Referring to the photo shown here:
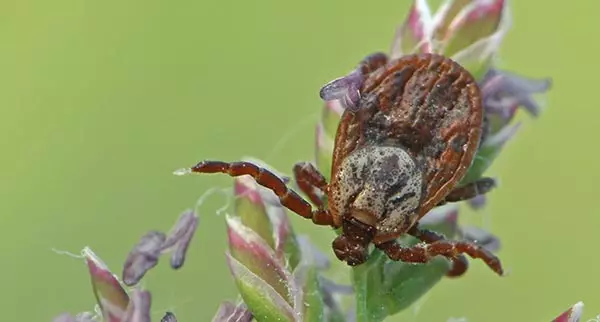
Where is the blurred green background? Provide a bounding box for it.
[1,0,597,321]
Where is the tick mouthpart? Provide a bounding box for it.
[332,234,369,266]
[332,217,377,266]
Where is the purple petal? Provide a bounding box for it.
[162,210,198,251]
[122,231,165,286]
[459,225,501,252]
[319,70,363,112]
[467,194,487,210]
[390,0,434,58]
[168,211,199,269]
[419,203,459,227]
[296,235,330,270]
[482,121,521,148]
[482,69,552,118]
[318,276,354,295]
[212,301,253,322]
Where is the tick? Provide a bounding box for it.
[182,53,503,277]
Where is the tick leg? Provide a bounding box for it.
[407,225,469,277]
[189,160,336,227]
[358,52,389,75]
[293,161,329,207]
[438,177,497,206]
[376,236,503,276]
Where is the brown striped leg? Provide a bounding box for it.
[407,225,469,277]
[293,161,328,207]
[358,52,389,75]
[189,160,335,226]
[376,234,503,276]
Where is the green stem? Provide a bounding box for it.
[351,250,387,322]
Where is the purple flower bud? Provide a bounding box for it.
[122,210,199,286]
[122,232,165,286]
[467,194,487,209]
[458,225,501,252]
[482,69,552,120]
[319,69,364,112]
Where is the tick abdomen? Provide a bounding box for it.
[330,145,423,241]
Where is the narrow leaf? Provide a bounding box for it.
[390,0,434,58]
[234,175,275,248]
[449,1,511,80]
[226,254,297,322]
[83,247,130,322]
[443,0,507,57]
[226,216,294,307]
[432,0,472,41]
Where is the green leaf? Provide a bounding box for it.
[83,247,130,321]
[441,0,507,57]
[295,264,326,322]
[234,176,275,248]
[226,254,297,322]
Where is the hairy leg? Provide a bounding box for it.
[407,225,469,277]
[293,161,329,207]
[188,160,335,226]
[376,234,503,276]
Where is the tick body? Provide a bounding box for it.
[185,53,502,277]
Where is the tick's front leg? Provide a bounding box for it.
[376,236,504,276]
[186,160,335,226]
[293,161,329,208]
[407,225,469,278]
[438,177,497,206]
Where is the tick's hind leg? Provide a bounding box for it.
[438,177,497,206]
[407,225,469,278]
[186,160,335,226]
[293,161,329,207]
[376,231,503,276]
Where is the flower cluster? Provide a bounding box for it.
[53,0,563,321]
